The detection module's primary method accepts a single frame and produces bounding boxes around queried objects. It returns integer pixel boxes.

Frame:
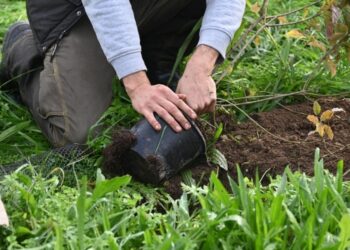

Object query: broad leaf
[324,125,334,140]
[320,110,334,122]
[307,115,319,125]
[91,175,131,201]
[313,101,322,116]
[316,123,325,137]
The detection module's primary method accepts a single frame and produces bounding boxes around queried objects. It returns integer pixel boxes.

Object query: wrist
[188,45,219,75]
[123,71,150,97]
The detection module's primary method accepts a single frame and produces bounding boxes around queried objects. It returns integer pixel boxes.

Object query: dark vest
[26,0,85,53]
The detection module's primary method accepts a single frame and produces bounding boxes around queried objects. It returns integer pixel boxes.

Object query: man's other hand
[176,45,219,115]
[123,71,197,132]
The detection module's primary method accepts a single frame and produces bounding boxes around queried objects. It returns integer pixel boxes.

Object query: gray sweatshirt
[82,0,245,79]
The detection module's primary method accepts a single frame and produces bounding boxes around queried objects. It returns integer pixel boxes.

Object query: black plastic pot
[122,115,206,185]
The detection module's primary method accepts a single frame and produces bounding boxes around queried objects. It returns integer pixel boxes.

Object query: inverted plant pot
[122,115,206,185]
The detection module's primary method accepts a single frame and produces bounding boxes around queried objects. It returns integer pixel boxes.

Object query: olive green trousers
[8,0,205,147]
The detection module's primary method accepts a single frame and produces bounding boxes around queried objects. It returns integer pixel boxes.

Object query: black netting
[0,144,95,185]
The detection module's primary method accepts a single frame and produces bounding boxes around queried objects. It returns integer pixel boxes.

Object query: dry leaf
[286,29,305,39]
[313,101,322,116]
[308,40,326,52]
[0,198,9,227]
[307,115,319,125]
[254,36,261,46]
[332,107,346,113]
[278,16,288,24]
[325,57,337,77]
[251,3,260,13]
[320,110,334,122]
[324,125,334,140]
[316,123,325,137]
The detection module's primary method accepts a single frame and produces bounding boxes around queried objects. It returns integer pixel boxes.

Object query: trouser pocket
[36,50,68,146]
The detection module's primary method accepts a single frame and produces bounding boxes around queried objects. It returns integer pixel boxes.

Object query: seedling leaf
[313,101,322,116]
[324,125,334,140]
[307,115,319,125]
[316,123,325,137]
[320,110,334,122]
[0,198,9,227]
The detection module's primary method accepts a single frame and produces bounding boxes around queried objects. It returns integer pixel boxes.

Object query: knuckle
[157,85,167,92]
[169,106,178,114]
[158,110,168,117]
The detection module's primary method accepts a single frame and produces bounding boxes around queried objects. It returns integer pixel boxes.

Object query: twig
[217,91,305,106]
[266,13,320,27]
[266,0,322,19]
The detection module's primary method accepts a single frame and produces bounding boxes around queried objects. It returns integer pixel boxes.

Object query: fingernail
[155,125,161,130]
[176,126,182,132]
[185,123,191,130]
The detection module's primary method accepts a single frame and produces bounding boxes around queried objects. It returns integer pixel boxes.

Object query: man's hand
[123,71,197,132]
[176,45,219,115]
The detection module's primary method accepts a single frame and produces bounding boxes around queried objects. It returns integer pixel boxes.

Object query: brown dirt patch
[102,98,350,198]
[164,98,350,197]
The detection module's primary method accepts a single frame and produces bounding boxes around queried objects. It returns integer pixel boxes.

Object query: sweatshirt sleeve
[82,0,146,79]
[198,0,246,59]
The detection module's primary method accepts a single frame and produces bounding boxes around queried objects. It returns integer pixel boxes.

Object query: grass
[0,0,350,249]
[1,150,350,249]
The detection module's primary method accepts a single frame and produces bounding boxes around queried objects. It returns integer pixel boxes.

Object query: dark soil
[164,98,350,197]
[102,129,136,177]
[103,98,350,198]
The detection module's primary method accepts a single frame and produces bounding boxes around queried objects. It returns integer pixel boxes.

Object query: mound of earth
[164,98,350,197]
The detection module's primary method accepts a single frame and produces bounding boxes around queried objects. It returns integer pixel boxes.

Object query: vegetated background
[0,0,350,249]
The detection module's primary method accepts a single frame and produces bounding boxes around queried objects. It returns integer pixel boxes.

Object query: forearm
[82,0,146,79]
[199,0,246,59]
[189,45,218,72]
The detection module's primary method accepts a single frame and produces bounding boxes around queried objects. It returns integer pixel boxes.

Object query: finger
[144,111,161,131]
[177,94,187,101]
[171,94,197,120]
[177,94,187,100]
[160,87,197,120]
[154,106,182,133]
[159,99,192,130]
